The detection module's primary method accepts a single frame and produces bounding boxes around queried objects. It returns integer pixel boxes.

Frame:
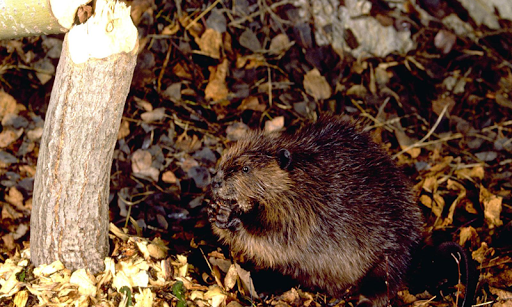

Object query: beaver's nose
[211,176,222,189]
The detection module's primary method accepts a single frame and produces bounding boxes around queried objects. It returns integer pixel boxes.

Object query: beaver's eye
[242,166,250,173]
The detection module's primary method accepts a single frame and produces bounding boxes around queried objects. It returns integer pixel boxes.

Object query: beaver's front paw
[208,201,242,231]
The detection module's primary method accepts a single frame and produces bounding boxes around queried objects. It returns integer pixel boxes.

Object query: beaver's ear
[277,149,292,170]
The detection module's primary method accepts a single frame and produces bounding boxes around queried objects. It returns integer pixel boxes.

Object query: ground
[0,0,511,306]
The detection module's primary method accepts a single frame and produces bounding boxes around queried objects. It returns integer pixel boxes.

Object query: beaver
[208,116,423,306]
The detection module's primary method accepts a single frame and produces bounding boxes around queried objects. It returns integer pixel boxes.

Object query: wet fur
[209,116,423,306]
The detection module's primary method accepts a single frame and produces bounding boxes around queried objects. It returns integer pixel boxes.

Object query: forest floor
[0,0,512,306]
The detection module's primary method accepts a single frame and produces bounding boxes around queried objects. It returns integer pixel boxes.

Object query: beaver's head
[211,132,293,213]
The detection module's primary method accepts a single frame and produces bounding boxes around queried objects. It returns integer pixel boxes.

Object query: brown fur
[208,116,423,306]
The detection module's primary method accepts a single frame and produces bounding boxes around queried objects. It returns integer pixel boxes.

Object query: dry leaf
[236,54,266,69]
[204,285,227,307]
[26,127,44,141]
[226,122,249,141]
[131,149,159,182]
[118,120,130,140]
[394,128,421,158]
[480,185,503,228]
[0,128,23,148]
[162,171,177,183]
[5,187,24,210]
[472,242,490,264]
[434,30,457,54]
[455,165,484,180]
[134,288,155,307]
[0,91,17,120]
[224,264,238,290]
[303,68,332,100]
[432,96,455,116]
[141,107,166,123]
[70,269,97,297]
[269,33,292,54]
[238,96,266,112]
[459,226,478,248]
[175,133,201,153]
[264,116,284,133]
[197,28,222,59]
[172,62,193,79]
[234,263,257,298]
[422,176,438,193]
[205,60,229,101]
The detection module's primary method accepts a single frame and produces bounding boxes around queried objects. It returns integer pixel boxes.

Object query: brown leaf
[455,165,484,180]
[197,28,222,59]
[141,107,166,123]
[117,120,130,140]
[434,30,457,54]
[238,96,266,112]
[264,116,284,133]
[269,34,292,54]
[0,91,17,120]
[480,185,503,228]
[162,171,177,184]
[432,96,455,116]
[5,187,25,211]
[175,133,201,153]
[224,264,238,290]
[234,263,257,298]
[131,149,159,182]
[303,68,332,100]
[0,129,23,148]
[459,226,478,248]
[205,60,229,101]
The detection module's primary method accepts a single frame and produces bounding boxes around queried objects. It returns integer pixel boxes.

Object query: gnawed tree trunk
[0,0,90,40]
[30,0,138,273]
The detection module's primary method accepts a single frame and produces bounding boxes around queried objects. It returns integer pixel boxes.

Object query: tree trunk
[30,0,138,273]
[0,0,90,40]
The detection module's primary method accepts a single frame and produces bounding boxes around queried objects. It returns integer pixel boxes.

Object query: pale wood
[30,0,137,273]
[0,0,90,40]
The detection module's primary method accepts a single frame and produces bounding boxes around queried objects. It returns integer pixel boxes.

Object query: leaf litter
[0,0,512,306]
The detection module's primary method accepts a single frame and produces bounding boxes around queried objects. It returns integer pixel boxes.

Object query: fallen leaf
[434,30,457,54]
[197,28,222,59]
[5,187,24,210]
[70,269,97,297]
[455,165,484,180]
[224,264,238,290]
[303,68,332,100]
[162,171,177,183]
[238,96,266,112]
[269,33,292,54]
[226,122,249,141]
[480,185,503,228]
[0,91,17,120]
[239,28,261,52]
[205,60,229,101]
[204,285,227,307]
[118,120,130,140]
[459,226,478,248]
[0,128,23,148]
[131,149,159,182]
[235,264,257,298]
[26,127,44,141]
[134,287,155,307]
[264,116,284,133]
[472,242,491,264]
[141,107,166,123]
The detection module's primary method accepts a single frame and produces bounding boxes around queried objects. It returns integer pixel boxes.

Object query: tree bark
[0,0,90,40]
[30,0,138,273]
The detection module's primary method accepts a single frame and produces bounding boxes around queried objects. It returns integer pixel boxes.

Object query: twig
[185,0,222,30]
[393,104,449,159]
[451,252,462,307]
